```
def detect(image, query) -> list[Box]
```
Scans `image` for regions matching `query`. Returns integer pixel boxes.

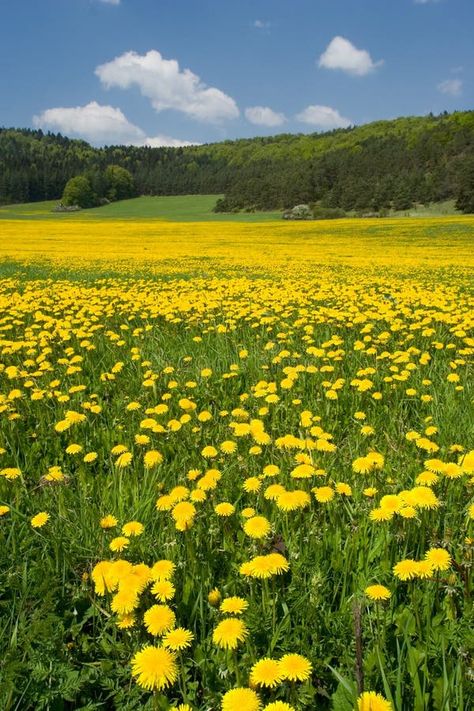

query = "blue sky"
[0,0,472,146]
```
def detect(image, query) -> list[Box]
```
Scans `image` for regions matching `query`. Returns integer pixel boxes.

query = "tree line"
[1,110,473,213]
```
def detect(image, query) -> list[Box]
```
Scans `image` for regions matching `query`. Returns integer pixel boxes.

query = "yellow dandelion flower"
[278,653,312,682]
[249,658,282,688]
[290,463,315,479]
[171,501,196,531]
[111,444,128,456]
[221,688,261,711]
[393,559,418,581]
[335,482,352,496]
[144,604,176,636]
[144,450,163,468]
[201,445,218,458]
[363,487,378,497]
[242,507,256,518]
[398,506,417,519]
[151,579,175,602]
[414,560,434,579]
[357,691,392,710]
[313,486,335,503]
[425,548,451,571]
[65,443,83,454]
[240,553,289,579]
[111,588,139,615]
[122,521,144,537]
[116,452,133,468]
[243,516,271,539]
[31,511,50,528]
[0,467,22,480]
[220,596,249,615]
[150,559,175,581]
[243,477,262,493]
[264,484,286,501]
[109,536,129,552]
[163,627,194,651]
[365,584,391,601]
[221,440,237,454]
[415,471,439,485]
[369,508,394,522]
[215,502,235,517]
[131,645,178,691]
[213,617,248,650]
[100,514,118,529]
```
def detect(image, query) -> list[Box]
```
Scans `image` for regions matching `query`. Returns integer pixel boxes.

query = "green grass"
[0,256,472,710]
[0,195,282,222]
[390,199,460,218]
[0,195,462,223]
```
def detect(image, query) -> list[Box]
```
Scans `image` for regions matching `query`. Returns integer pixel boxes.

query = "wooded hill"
[1,110,474,213]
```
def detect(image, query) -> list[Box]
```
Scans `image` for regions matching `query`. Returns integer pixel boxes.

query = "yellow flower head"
[163,627,194,651]
[144,604,176,636]
[365,584,391,601]
[212,617,248,649]
[243,516,271,539]
[358,691,393,710]
[278,653,312,682]
[100,514,118,529]
[220,596,249,615]
[131,645,178,691]
[31,511,50,528]
[425,547,451,571]
[221,688,261,711]
[249,658,282,688]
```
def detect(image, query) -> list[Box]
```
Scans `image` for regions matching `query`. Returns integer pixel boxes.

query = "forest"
[1,110,474,213]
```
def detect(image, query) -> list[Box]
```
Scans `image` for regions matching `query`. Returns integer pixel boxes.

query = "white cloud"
[98,0,121,5]
[95,50,239,123]
[296,105,352,130]
[245,106,286,127]
[437,78,463,96]
[33,102,144,144]
[254,20,270,29]
[144,135,198,148]
[318,36,382,76]
[414,1,442,4]
[33,101,197,147]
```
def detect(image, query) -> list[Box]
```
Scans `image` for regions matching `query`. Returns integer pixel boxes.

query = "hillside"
[1,111,474,213]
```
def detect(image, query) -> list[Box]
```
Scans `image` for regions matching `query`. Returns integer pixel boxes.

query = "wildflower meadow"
[0,216,473,711]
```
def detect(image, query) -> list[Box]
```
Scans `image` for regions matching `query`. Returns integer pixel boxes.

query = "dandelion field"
[0,216,473,711]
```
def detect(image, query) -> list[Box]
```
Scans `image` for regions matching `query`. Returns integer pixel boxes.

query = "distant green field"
[0,195,282,222]
[0,195,461,223]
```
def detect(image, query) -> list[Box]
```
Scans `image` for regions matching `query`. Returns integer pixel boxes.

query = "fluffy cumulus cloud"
[245,106,286,127]
[318,36,382,76]
[296,105,352,130]
[32,101,197,147]
[33,102,144,144]
[95,50,239,122]
[437,78,463,96]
